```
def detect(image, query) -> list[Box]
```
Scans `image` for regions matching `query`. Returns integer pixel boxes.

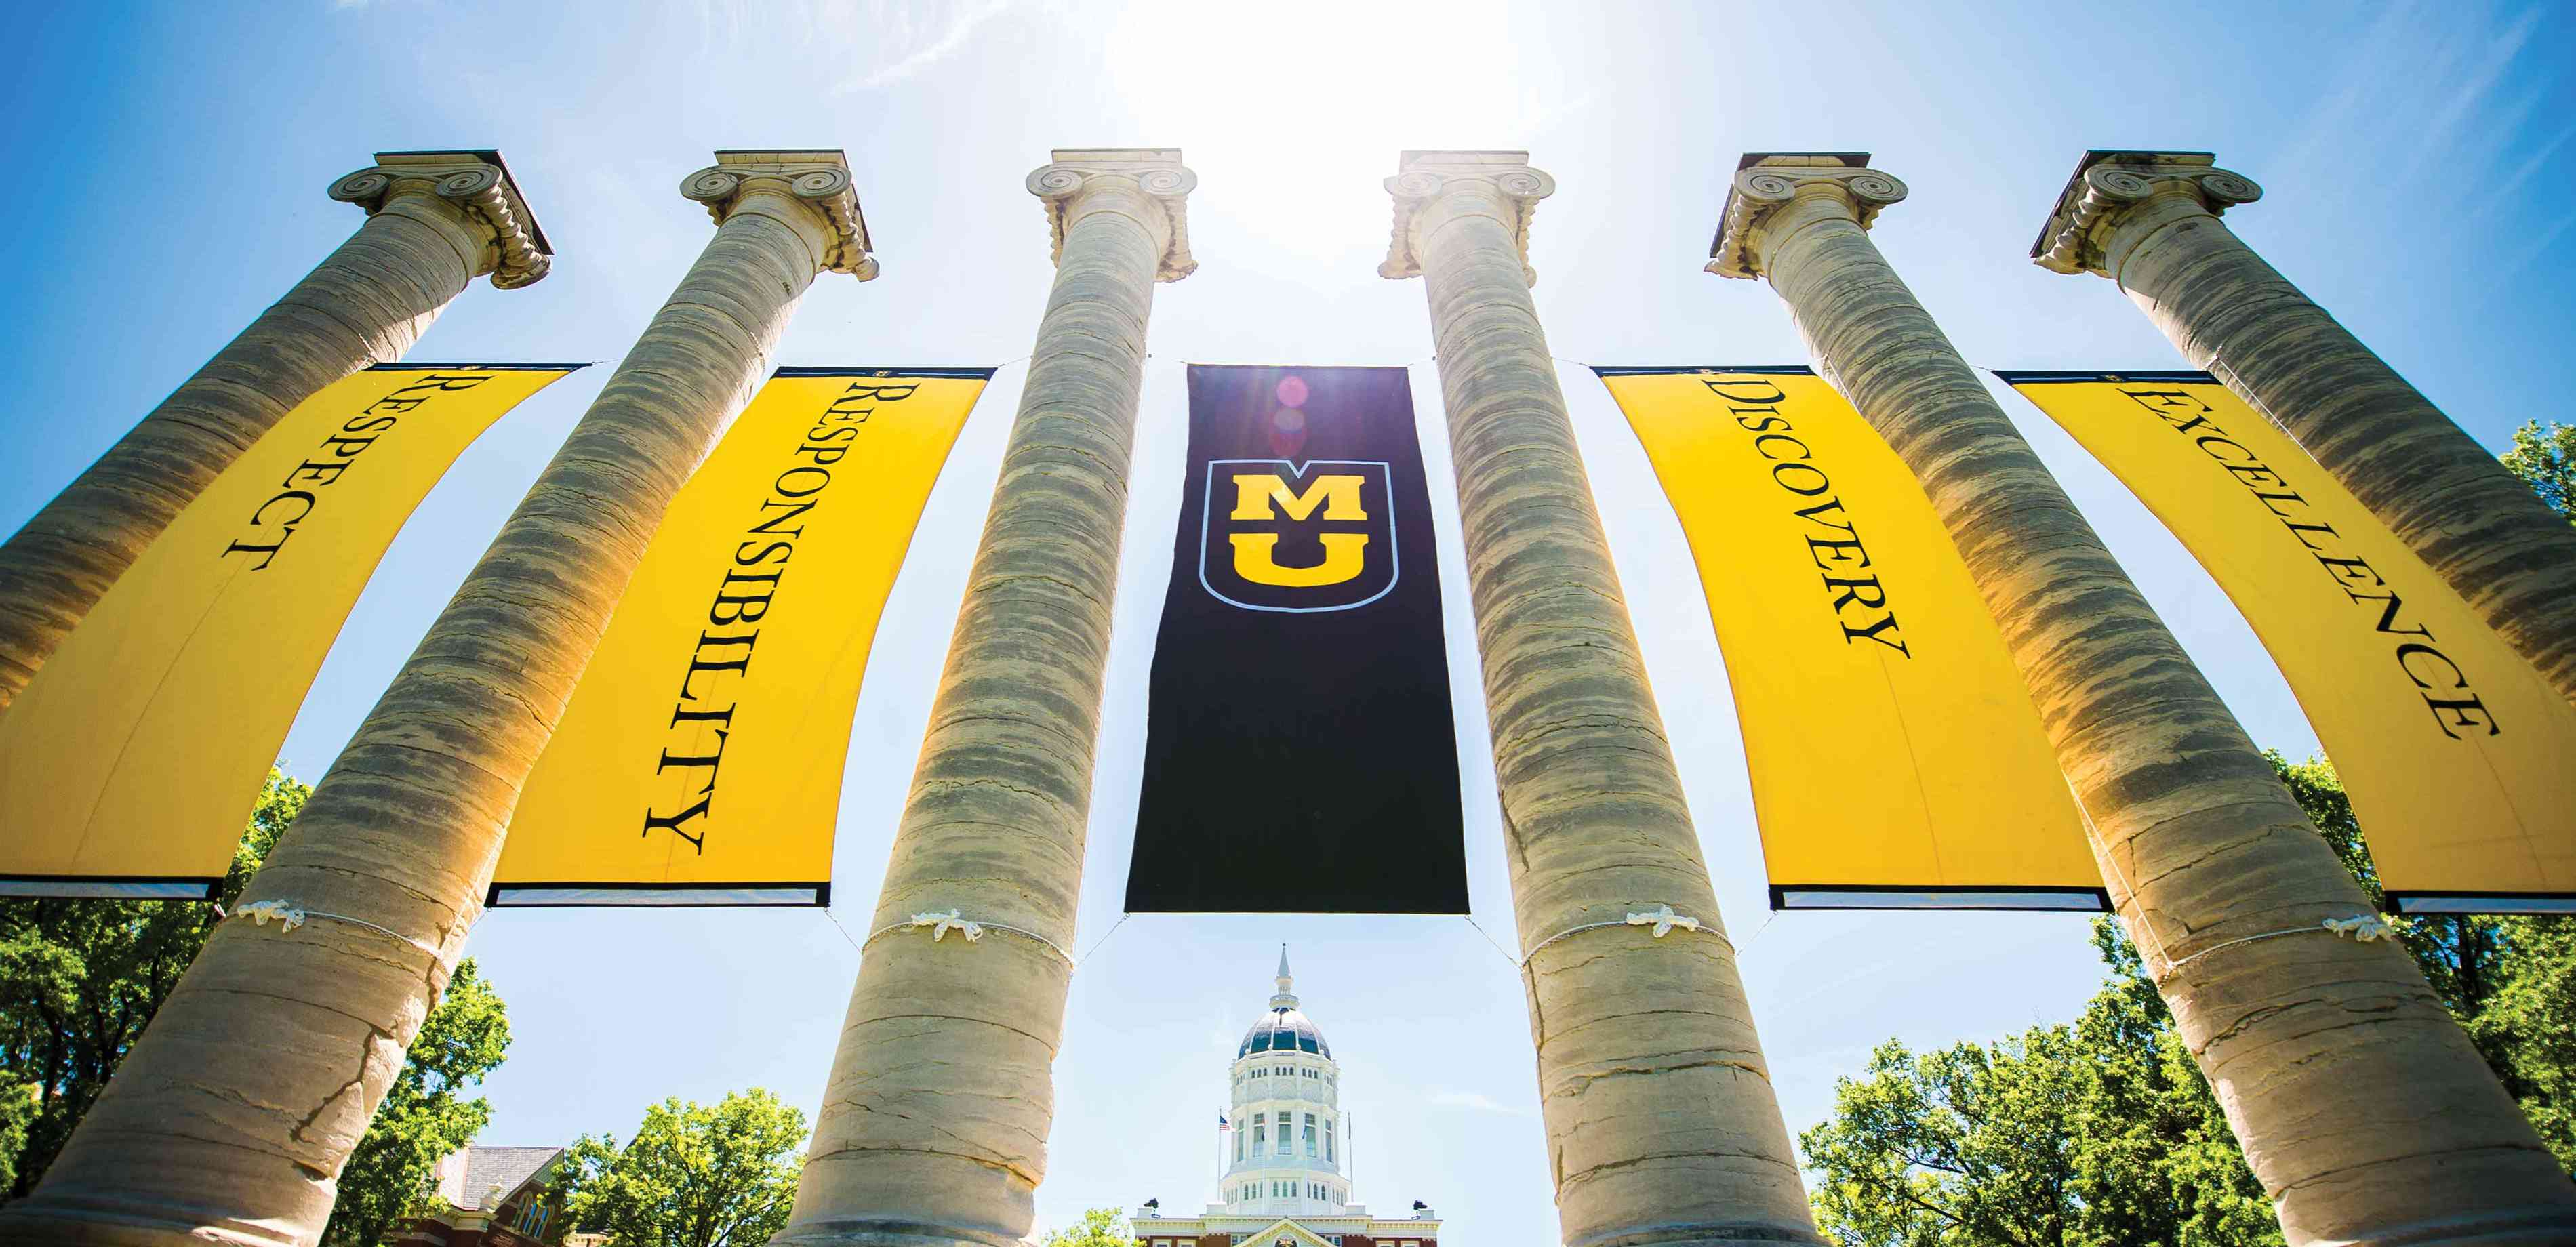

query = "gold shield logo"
[1200,459,1398,612]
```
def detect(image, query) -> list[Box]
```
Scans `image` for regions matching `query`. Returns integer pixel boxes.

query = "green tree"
[1041,1208,1141,1247]
[1800,916,2278,1247]
[556,1088,807,1247]
[2499,420,2575,520]
[0,769,513,1242]
[2478,414,2576,1166]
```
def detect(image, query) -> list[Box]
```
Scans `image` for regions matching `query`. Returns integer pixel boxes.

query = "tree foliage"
[0,769,512,1244]
[1800,915,2278,1246]
[555,1088,808,1247]
[2499,420,2575,521]
[1041,1207,1142,1247]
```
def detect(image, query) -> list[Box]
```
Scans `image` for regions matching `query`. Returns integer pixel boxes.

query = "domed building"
[1127,950,1443,1247]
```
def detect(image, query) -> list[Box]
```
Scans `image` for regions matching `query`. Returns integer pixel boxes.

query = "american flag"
[1217,1112,1231,1131]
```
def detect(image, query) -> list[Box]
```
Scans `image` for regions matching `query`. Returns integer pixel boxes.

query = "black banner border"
[1771,883,2112,913]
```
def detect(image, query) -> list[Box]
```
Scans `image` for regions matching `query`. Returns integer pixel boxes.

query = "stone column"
[0,149,551,710]
[1382,150,1822,1247]
[1714,152,2576,1244]
[773,148,1193,1247]
[2033,150,2576,707]
[0,150,871,1247]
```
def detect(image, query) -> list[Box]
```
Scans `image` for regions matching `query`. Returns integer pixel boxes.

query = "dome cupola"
[1236,946,1331,1058]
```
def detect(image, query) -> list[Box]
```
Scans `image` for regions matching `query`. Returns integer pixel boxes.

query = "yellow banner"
[0,365,576,897]
[2004,373,2576,914]
[1596,369,2100,909]
[492,369,987,906]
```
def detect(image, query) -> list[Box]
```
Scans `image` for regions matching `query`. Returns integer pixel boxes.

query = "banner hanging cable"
[1592,366,2104,911]
[0,364,582,899]
[1125,364,1468,914]
[2000,371,2576,915]
[491,367,990,907]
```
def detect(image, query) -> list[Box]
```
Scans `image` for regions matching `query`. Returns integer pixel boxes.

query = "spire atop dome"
[1271,945,1297,1008]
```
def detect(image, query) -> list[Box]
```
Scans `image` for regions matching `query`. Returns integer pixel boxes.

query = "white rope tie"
[1512,904,1731,967]
[913,909,982,942]
[2156,914,2399,981]
[860,908,1076,966]
[1626,903,1701,938]
[226,899,448,962]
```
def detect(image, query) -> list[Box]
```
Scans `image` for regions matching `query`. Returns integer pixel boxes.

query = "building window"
[1303,1113,1317,1157]
[1278,1122,1291,1155]
[1325,1117,1335,1162]
[1234,1124,1245,1162]
[514,1201,549,1239]
[1253,1113,1266,1154]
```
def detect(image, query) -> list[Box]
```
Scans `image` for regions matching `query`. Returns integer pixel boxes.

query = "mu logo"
[1198,459,1398,613]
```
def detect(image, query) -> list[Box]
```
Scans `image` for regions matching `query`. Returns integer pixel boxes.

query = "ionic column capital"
[1706,152,1908,281]
[328,149,553,289]
[1027,148,1198,282]
[2030,149,2263,277]
[681,149,880,281]
[1380,150,1556,285]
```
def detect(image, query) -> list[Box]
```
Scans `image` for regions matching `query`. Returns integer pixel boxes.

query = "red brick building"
[392,1144,571,1247]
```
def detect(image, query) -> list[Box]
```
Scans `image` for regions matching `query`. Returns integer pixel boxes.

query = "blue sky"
[4,1,2572,1241]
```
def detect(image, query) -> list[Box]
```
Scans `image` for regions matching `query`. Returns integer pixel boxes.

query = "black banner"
[1125,365,1467,914]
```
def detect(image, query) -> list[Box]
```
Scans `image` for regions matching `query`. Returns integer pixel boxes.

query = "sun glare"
[1105,0,1550,253]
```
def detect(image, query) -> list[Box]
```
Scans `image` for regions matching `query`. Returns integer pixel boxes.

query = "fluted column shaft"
[0,153,548,708]
[2040,155,2576,708]
[1730,160,2576,1245]
[0,157,850,1247]
[1387,152,1819,1247]
[777,150,1192,1247]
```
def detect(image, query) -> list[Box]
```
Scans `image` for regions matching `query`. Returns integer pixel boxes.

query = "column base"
[1571,1221,1826,1247]
[767,1217,1034,1247]
[0,1203,297,1247]
[2344,1209,2576,1247]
